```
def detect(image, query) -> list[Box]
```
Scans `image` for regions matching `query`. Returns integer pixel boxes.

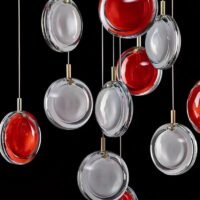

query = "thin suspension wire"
[119,38,122,68]
[112,36,115,66]
[172,66,175,110]
[119,37,122,157]
[171,0,175,110]
[101,25,105,138]
[67,52,70,65]
[101,25,104,87]
[18,0,21,99]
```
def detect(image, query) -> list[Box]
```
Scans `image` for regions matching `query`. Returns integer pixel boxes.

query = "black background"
[0,0,200,199]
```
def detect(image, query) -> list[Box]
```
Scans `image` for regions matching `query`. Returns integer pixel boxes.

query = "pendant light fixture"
[41,0,93,130]
[99,0,158,38]
[77,137,129,200]
[150,0,198,175]
[187,81,200,133]
[77,27,129,200]
[145,0,181,70]
[117,36,162,96]
[118,38,139,200]
[42,0,82,52]
[120,186,138,200]
[0,0,41,165]
[95,35,133,137]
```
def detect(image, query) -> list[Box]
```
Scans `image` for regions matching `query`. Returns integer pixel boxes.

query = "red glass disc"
[117,47,162,96]
[99,0,157,37]
[0,112,41,164]
[187,81,200,133]
[120,191,134,200]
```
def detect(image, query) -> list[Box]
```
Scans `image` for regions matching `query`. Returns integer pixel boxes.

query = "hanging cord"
[67,51,70,65]
[111,35,117,81]
[171,0,176,124]
[101,25,105,138]
[112,35,115,67]
[119,37,122,157]
[17,0,22,112]
[171,0,175,110]
[101,25,104,87]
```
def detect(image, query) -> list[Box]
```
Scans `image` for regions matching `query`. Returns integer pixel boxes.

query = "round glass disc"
[44,78,93,130]
[145,15,181,69]
[99,0,158,38]
[0,111,41,165]
[41,0,83,52]
[95,81,133,137]
[150,123,198,175]
[120,187,138,200]
[187,81,200,133]
[78,151,129,200]
[117,47,162,96]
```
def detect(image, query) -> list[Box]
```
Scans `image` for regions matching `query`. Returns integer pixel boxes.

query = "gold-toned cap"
[101,136,106,153]
[17,98,22,112]
[161,0,166,16]
[63,0,70,3]
[170,109,176,125]
[66,64,72,79]
[136,36,142,47]
[111,66,117,81]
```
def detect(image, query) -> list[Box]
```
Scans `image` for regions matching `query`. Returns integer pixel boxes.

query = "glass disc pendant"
[77,151,129,200]
[0,111,41,165]
[120,187,138,200]
[117,47,162,96]
[145,15,181,69]
[150,123,198,175]
[99,0,158,38]
[95,79,133,137]
[41,0,83,52]
[44,76,93,130]
[187,81,200,133]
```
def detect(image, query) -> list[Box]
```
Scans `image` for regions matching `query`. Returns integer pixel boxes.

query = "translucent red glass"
[117,47,162,96]
[0,112,41,164]
[99,0,157,38]
[187,81,200,133]
[120,191,134,200]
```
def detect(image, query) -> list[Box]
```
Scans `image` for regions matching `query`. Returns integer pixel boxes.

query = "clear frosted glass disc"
[95,81,133,137]
[41,0,83,52]
[120,187,138,200]
[44,78,93,130]
[150,123,197,175]
[77,151,129,200]
[145,15,181,69]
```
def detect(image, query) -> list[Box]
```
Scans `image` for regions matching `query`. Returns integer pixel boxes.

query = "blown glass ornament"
[95,71,133,137]
[187,81,200,133]
[99,0,158,38]
[44,75,93,130]
[145,15,181,69]
[117,47,162,96]
[41,0,83,52]
[150,123,197,175]
[0,111,41,165]
[120,187,138,200]
[78,151,129,200]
